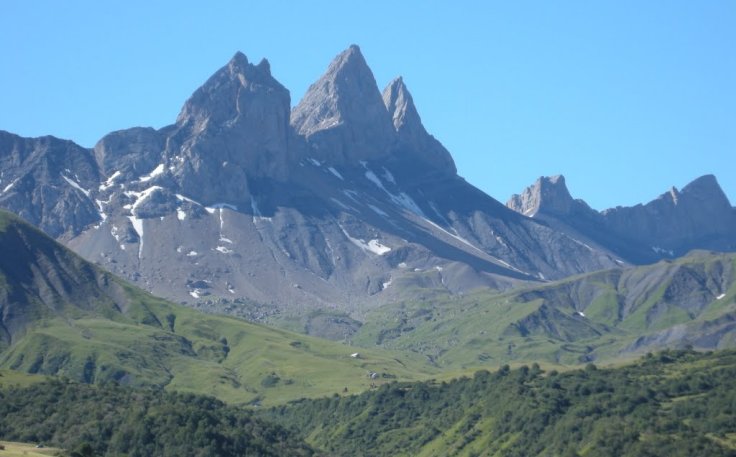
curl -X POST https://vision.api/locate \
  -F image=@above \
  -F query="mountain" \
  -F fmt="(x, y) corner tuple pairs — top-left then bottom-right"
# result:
(0, 45), (734, 341)
(0, 209), (436, 405)
(0, 46), (629, 334)
(351, 250), (736, 366)
(507, 174), (736, 263)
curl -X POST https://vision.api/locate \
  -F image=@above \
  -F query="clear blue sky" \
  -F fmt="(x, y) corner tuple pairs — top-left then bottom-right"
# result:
(2, 1), (734, 210)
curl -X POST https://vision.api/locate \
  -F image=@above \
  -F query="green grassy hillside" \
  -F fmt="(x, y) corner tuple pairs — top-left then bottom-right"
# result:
(265, 349), (736, 457)
(0, 210), (437, 405)
(352, 251), (736, 369)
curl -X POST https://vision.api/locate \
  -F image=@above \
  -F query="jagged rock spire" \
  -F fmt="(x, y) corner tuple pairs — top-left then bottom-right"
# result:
(164, 51), (294, 205)
(382, 77), (456, 174)
(507, 175), (575, 217)
(290, 45), (396, 164)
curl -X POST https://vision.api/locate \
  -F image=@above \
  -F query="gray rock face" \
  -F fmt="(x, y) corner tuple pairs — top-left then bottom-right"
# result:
(166, 52), (293, 207)
(291, 45), (396, 165)
(382, 77), (456, 174)
(94, 127), (165, 178)
(0, 131), (100, 238)
(602, 174), (736, 252)
(507, 174), (736, 262)
(507, 175), (582, 217)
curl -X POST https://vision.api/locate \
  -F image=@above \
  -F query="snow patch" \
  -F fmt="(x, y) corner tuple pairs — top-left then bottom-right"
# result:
(338, 225), (391, 255)
(381, 278), (393, 290)
(1, 178), (18, 193)
(126, 186), (163, 216)
(716, 293), (726, 300)
(250, 198), (271, 222)
(364, 169), (385, 190)
(342, 190), (360, 203)
(652, 246), (675, 256)
(99, 171), (122, 191)
(62, 175), (90, 197)
(328, 167), (344, 180)
(367, 204), (388, 217)
(330, 198), (353, 212)
(308, 158), (321, 167)
(206, 202), (238, 212)
(215, 246), (233, 254)
(95, 199), (108, 222)
(139, 164), (165, 182)
(382, 168), (396, 184)
(186, 251), (198, 257)
(127, 216), (144, 258)
(569, 237), (594, 251)
(175, 194), (200, 205)
(177, 208), (187, 221)
(190, 290), (200, 299)
(367, 239), (391, 255)
(577, 311), (586, 317)
(219, 237), (233, 244)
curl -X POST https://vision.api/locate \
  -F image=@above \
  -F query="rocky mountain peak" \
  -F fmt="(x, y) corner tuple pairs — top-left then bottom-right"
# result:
(164, 51), (293, 205)
(680, 174), (730, 204)
(381, 77), (457, 174)
(507, 175), (575, 217)
(383, 76), (421, 135)
(290, 45), (396, 164)
(175, 51), (288, 129)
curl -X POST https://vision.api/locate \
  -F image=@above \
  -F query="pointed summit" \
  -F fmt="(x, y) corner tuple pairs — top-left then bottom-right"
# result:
(382, 77), (456, 173)
(681, 174), (730, 203)
(507, 175), (576, 217)
(291, 45), (395, 164)
(383, 76), (421, 133)
(176, 51), (288, 129)
(166, 51), (293, 206)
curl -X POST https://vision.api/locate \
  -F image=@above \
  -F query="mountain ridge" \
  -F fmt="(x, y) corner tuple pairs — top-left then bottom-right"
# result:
(1, 45), (734, 334)
(507, 173), (736, 263)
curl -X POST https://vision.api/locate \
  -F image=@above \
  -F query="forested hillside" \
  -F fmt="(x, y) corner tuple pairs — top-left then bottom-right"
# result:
(266, 349), (736, 457)
(0, 379), (313, 457)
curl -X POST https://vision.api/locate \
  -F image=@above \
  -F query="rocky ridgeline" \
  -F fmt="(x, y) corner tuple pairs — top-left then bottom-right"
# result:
(1, 45), (734, 332)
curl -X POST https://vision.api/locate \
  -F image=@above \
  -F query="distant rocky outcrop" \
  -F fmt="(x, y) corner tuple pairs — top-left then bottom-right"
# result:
(508, 174), (736, 262)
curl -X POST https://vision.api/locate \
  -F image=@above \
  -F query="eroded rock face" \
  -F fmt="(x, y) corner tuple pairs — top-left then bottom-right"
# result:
(94, 127), (165, 179)
(0, 131), (100, 238)
(165, 52), (293, 207)
(506, 175), (579, 217)
(382, 77), (456, 174)
(291, 45), (396, 165)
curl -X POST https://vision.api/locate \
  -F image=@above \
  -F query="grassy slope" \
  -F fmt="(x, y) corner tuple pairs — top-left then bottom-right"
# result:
(352, 251), (736, 370)
(1, 284), (439, 406)
(0, 210), (438, 405)
(0, 442), (63, 457)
